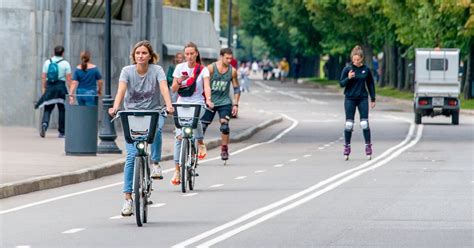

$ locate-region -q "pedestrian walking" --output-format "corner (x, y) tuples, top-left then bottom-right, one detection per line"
(339, 45), (376, 160)
(69, 51), (103, 106)
(238, 62), (250, 92)
(292, 58), (301, 84)
(170, 42), (213, 185)
(108, 40), (174, 216)
(35, 45), (72, 138)
(166, 52), (184, 103)
(201, 48), (241, 163)
(279, 57), (290, 83)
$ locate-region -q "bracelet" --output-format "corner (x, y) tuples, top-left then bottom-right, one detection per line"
(233, 104), (239, 107)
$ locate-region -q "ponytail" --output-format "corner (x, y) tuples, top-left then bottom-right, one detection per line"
(80, 51), (91, 71)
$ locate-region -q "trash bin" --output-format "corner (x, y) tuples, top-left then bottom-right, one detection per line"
(65, 94), (99, 155)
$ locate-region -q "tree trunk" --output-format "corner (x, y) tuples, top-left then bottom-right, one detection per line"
(397, 46), (404, 90)
(389, 45), (397, 88)
(463, 41), (473, 99)
(379, 44), (386, 87)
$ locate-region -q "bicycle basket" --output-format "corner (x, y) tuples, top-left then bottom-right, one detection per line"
(172, 103), (201, 129)
(119, 110), (160, 144)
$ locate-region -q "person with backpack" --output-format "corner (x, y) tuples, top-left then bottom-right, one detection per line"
(170, 42), (213, 185)
(35, 45), (72, 138)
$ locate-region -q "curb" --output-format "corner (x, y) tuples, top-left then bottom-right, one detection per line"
(0, 116), (284, 199)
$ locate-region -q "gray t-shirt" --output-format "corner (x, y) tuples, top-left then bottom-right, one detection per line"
(119, 64), (166, 110)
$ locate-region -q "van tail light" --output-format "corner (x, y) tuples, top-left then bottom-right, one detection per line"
(419, 99), (429, 105)
(448, 99), (457, 106)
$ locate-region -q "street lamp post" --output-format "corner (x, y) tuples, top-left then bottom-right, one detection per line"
(227, 0), (232, 48)
(97, 0), (121, 154)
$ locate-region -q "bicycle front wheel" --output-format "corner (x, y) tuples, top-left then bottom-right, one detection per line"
(189, 142), (197, 191)
(180, 139), (189, 193)
(133, 156), (145, 227)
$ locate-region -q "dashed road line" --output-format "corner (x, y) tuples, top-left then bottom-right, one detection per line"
(150, 203), (166, 208)
(274, 164), (284, 168)
(62, 228), (85, 234)
(209, 184), (224, 188)
(254, 170), (266, 174)
(235, 176), (247, 180)
(289, 159), (298, 162)
(109, 215), (123, 220)
(303, 154), (312, 158)
(183, 193), (198, 197)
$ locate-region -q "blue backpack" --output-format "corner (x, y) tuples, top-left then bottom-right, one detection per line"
(47, 58), (63, 82)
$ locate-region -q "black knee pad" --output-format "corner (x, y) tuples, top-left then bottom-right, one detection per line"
(220, 122), (230, 134)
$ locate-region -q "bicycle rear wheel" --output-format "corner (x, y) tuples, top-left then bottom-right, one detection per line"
(133, 156), (145, 227)
(180, 139), (189, 193)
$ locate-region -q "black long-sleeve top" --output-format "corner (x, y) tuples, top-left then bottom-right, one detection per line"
(339, 64), (376, 102)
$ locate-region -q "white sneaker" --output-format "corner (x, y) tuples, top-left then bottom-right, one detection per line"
(121, 199), (133, 216)
(151, 164), (163, 180)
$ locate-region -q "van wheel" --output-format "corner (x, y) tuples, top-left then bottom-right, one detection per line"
(451, 111), (459, 125)
(415, 113), (422, 124)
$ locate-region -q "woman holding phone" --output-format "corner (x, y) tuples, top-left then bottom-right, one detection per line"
(170, 42), (213, 185)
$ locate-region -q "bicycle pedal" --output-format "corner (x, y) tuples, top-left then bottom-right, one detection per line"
(194, 173), (199, 177)
(147, 200), (153, 205)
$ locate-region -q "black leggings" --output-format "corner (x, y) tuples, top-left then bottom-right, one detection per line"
(344, 98), (370, 145)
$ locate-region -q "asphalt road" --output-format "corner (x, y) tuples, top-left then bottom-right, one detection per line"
(1, 80), (473, 248)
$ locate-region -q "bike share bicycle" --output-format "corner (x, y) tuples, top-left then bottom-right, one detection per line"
(172, 103), (204, 193)
(112, 109), (165, 227)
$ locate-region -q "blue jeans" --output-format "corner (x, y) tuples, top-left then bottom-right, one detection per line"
(123, 115), (165, 193)
(76, 88), (97, 106)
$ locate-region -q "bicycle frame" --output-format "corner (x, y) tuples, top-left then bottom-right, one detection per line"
(172, 103), (202, 192)
(112, 109), (164, 226)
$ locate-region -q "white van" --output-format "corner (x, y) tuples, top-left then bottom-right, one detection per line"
(414, 48), (461, 125)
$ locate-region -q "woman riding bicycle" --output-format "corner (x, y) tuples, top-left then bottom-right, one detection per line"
(170, 42), (213, 185)
(109, 40), (173, 216)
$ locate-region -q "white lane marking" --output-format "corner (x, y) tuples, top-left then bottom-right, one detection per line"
(0, 182), (122, 215)
(288, 159), (298, 163)
(318, 147), (325, 150)
(273, 164), (284, 168)
(204, 114), (299, 163)
(109, 215), (124, 220)
(16, 246), (31, 248)
(324, 144), (331, 147)
(254, 170), (266, 174)
(195, 125), (424, 247)
(62, 228), (85, 234)
(209, 184), (224, 188)
(303, 154), (311, 158)
(150, 203), (166, 208)
(235, 176), (247, 180)
(183, 193), (198, 197)
(0, 115), (298, 215)
(172, 122), (418, 248)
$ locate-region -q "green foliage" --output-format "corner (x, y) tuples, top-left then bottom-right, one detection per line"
(461, 98), (474, 110)
(238, 0), (320, 59)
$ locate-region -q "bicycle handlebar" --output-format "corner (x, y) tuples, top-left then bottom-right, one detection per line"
(110, 108), (168, 123)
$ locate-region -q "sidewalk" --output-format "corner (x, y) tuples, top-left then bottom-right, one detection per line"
(0, 104), (283, 199)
